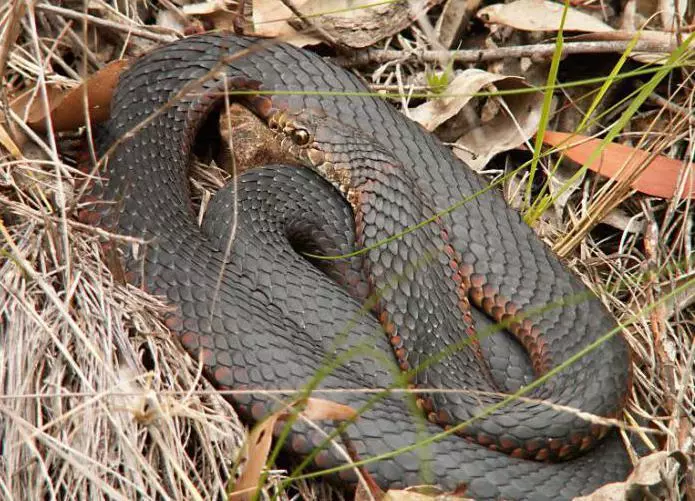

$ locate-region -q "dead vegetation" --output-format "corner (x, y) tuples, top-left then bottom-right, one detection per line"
(1, 0), (694, 500)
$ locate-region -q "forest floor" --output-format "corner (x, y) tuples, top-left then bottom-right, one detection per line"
(1, 0), (693, 500)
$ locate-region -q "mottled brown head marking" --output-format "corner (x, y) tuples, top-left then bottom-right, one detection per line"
(265, 109), (329, 167)
(263, 107), (354, 206)
(267, 110), (316, 144)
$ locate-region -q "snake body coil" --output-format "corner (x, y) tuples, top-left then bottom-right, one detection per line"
(82, 34), (634, 500)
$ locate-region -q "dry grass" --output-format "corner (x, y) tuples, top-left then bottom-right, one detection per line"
(1, 1), (694, 500)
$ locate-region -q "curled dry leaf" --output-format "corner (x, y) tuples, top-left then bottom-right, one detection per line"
(228, 397), (356, 500)
(251, 0), (321, 47)
(542, 131), (695, 200)
(300, 396), (358, 420)
(253, 0), (442, 48)
(477, 0), (677, 64)
(409, 69), (543, 171)
(573, 451), (688, 501)
(11, 59), (129, 133)
(477, 0), (613, 33)
(228, 408), (282, 501)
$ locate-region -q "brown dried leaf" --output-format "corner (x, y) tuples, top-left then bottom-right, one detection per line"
(11, 85), (67, 126)
(251, 0), (322, 46)
(573, 451), (688, 501)
(478, 0), (677, 64)
(12, 59), (129, 133)
(228, 397), (356, 500)
(409, 69), (543, 171)
(542, 131), (695, 199)
(254, 0), (442, 48)
(228, 411), (281, 501)
(300, 0), (442, 48)
(477, 0), (613, 33)
(301, 397), (358, 421)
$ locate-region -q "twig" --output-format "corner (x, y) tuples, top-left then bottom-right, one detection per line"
(275, 0), (342, 47)
(340, 39), (680, 66)
(34, 4), (178, 43)
(47, 13), (103, 70)
(646, 89), (695, 125)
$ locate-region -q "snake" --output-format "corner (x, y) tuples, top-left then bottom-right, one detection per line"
(79, 33), (635, 500)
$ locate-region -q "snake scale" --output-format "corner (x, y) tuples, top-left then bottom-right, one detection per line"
(80, 33), (634, 500)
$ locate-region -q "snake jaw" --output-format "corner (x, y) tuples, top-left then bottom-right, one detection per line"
(314, 158), (352, 197)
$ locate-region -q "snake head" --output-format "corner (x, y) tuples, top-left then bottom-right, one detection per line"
(260, 106), (399, 210)
(266, 108), (326, 162)
(262, 108), (354, 197)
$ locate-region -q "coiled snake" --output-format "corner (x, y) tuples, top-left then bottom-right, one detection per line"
(80, 33), (634, 500)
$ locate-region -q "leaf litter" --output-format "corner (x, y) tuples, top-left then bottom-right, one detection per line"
(1, 0), (693, 500)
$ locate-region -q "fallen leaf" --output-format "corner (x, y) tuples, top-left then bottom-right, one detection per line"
(542, 131), (695, 199)
(251, 0), (322, 46)
(227, 397), (357, 500)
(10, 85), (66, 127)
(11, 59), (129, 133)
(300, 396), (358, 421)
(573, 451), (688, 500)
(477, 0), (613, 33)
(477, 0), (676, 64)
(254, 0), (442, 48)
(410, 69), (543, 171)
(658, 0), (688, 32)
(228, 409), (281, 501)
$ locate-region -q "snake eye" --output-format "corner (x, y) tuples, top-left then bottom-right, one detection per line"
(290, 128), (311, 146)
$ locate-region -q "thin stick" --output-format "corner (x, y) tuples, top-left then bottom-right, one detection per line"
(275, 0), (341, 47)
(35, 4), (178, 43)
(340, 39), (680, 65)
